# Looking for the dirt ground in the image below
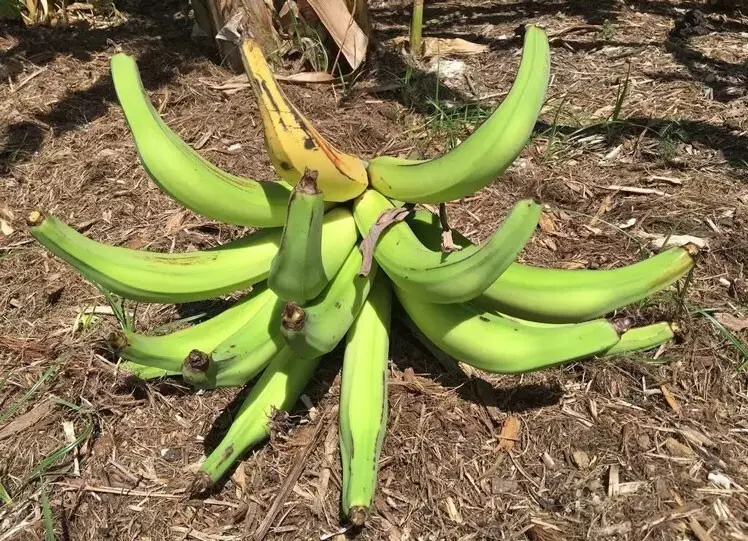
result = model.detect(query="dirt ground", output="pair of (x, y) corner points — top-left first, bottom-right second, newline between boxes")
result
(1, 0), (748, 539)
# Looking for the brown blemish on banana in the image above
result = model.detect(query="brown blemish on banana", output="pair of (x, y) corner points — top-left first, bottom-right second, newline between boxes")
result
(259, 80), (287, 129)
(186, 349), (211, 373)
(217, 444), (234, 465)
(282, 302), (306, 331)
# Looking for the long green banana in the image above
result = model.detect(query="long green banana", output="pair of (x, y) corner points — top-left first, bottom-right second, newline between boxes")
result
(281, 246), (378, 359)
(268, 170), (330, 303)
(180, 295), (286, 389)
(110, 283), (274, 372)
(366, 25), (550, 204)
(353, 189), (540, 304)
(27, 206), (357, 304)
(406, 209), (698, 323)
(395, 285), (623, 373)
(339, 275), (391, 526)
(193, 346), (320, 491)
(110, 53), (293, 228)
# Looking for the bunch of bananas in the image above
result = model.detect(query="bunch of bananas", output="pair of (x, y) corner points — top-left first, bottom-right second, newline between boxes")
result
(27, 26), (698, 525)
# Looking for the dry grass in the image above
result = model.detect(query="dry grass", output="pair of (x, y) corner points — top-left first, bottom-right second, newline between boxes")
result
(1, 0), (748, 539)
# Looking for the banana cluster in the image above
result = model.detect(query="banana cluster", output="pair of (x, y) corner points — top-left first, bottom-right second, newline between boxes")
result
(26, 25), (699, 527)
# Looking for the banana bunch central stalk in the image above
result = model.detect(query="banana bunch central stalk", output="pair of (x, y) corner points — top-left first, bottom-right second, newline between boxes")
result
(25, 24), (701, 529)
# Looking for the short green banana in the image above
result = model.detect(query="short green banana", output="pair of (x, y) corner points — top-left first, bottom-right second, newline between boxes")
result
(28, 206), (357, 304)
(604, 321), (677, 355)
(193, 346), (320, 491)
(353, 189), (540, 304)
(366, 25), (550, 204)
(339, 274), (392, 526)
(395, 285), (624, 373)
(110, 53), (293, 228)
(268, 170), (330, 303)
(406, 209), (698, 323)
(281, 246), (377, 359)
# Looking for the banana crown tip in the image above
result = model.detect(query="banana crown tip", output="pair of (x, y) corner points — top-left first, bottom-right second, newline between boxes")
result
(348, 506), (369, 527)
(189, 472), (213, 496)
(683, 242), (701, 258)
(184, 349), (211, 373)
(296, 169), (321, 195)
(108, 330), (129, 351)
(281, 302), (306, 331)
(26, 210), (45, 227)
(669, 321), (683, 338)
(612, 316), (636, 335)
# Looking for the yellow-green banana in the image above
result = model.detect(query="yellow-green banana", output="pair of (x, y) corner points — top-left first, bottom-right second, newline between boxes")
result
(181, 295), (286, 389)
(110, 283), (274, 373)
(27, 206), (357, 304)
(366, 25), (550, 204)
(192, 346), (320, 492)
(339, 275), (391, 526)
(268, 170), (330, 303)
(395, 285), (624, 373)
(406, 209), (698, 323)
(281, 246), (377, 359)
(110, 53), (293, 228)
(353, 190), (540, 304)
(238, 37), (368, 202)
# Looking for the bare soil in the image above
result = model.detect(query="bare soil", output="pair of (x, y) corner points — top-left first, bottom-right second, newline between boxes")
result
(1, 0), (748, 540)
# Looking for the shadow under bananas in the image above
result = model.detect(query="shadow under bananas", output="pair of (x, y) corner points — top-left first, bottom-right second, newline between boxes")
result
(0, 0), (219, 176)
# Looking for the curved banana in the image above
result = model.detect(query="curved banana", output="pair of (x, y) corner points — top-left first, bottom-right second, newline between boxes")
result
(395, 285), (623, 373)
(180, 295), (286, 389)
(193, 346), (320, 492)
(281, 246), (377, 359)
(268, 171), (330, 303)
(604, 321), (677, 355)
(353, 189), (540, 304)
(406, 209), (698, 323)
(238, 37), (368, 202)
(339, 275), (391, 526)
(110, 283), (274, 373)
(110, 53), (292, 228)
(27, 206), (357, 304)
(366, 25), (550, 204)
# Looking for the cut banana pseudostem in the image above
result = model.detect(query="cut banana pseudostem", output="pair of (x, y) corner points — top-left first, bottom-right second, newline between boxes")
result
(395, 285), (626, 373)
(367, 25), (550, 204)
(354, 189), (541, 304)
(180, 294), (286, 389)
(339, 275), (392, 526)
(238, 37), (368, 202)
(281, 246), (378, 359)
(406, 209), (698, 323)
(27, 207), (357, 304)
(110, 283), (275, 374)
(110, 53), (292, 228)
(268, 170), (330, 303)
(193, 346), (320, 492)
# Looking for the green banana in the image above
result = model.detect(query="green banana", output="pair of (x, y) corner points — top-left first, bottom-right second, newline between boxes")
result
(117, 361), (179, 379)
(406, 209), (698, 323)
(366, 25), (550, 204)
(353, 189), (540, 304)
(604, 321), (678, 355)
(180, 295), (286, 389)
(110, 52), (293, 228)
(339, 274), (391, 526)
(268, 170), (329, 303)
(281, 246), (377, 359)
(110, 283), (274, 373)
(27, 206), (357, 304)
(395, 285), (624, 373)
(192, 346), (320, 491)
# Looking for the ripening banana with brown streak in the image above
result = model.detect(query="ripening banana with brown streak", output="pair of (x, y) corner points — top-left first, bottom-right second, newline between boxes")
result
(238, 37), (368, 202)
(339, 274), (392, 526)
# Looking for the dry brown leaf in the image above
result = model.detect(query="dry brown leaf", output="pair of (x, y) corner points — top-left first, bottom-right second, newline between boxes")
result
(498, 415), (520, 452)
(572, 450), (590, 469)
(714, 312), (748, 332)
(660, 384), (681, 413)
(422, 37), (488, 57)
(307, 0), (368, 70)
(0, 219), (13, 236)
(664, 437), (694, 457)
(0, 399), (54, 440)
(605, 185), (667, 196)
(275, 71), (336, 84)
(538, 212), (557, 234)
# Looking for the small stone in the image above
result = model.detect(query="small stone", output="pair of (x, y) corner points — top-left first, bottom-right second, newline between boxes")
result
(573, 451), (591, 469)
(160, 448), (182, 462)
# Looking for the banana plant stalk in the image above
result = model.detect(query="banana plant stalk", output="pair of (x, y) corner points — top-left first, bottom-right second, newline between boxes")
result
(410, 0), (424, 57)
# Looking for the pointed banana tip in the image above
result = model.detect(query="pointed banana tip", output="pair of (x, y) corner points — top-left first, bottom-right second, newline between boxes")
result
(26, 210), (45, 227)
(683, 242), (701, 258)
(296, 169), (321, 195)
(184, 349), (212, 373)
(281, 302), (306, 331)
(189, 472), (213, 496)
(348, 506), (369, 527)
(669, 321), (682, 338)
(612, 317), (635, 335)
(108, 330), (129, 351)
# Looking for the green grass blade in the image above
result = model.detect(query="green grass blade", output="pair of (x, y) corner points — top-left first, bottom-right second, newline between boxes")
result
(0, 365), (58, 424)
(696, 309), (748, 370)
(0, 481), (12, 504)
(41, 481), (55, 540)
(27, 419), (92, 482)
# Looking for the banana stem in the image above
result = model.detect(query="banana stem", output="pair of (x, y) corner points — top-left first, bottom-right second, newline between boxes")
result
(410, 0), (424, 57)
(358, 204), (414, 277)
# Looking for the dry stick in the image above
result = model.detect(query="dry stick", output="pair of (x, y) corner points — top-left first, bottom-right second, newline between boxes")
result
(438, 203), (463, 253)
(358, 204), (414, 276)
(54, 483), (241, 508)
(252, 409), (331, 541)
